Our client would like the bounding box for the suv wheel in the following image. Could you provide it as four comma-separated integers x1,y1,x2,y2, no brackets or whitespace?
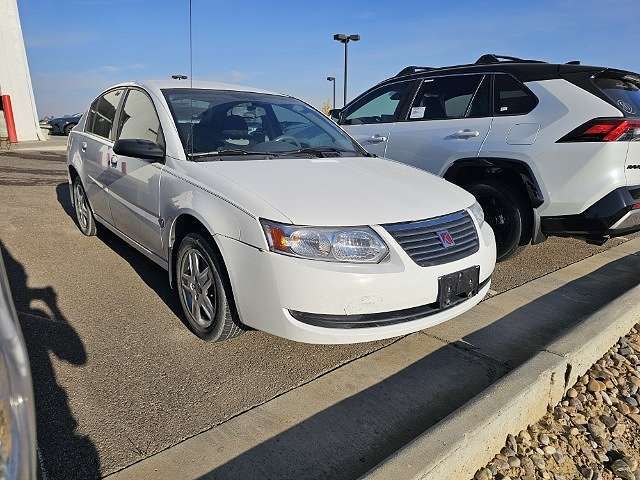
465,180,529,261
72,177,97,236
175,233,244,341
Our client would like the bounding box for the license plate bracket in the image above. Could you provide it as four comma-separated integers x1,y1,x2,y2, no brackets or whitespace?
438,266,480,309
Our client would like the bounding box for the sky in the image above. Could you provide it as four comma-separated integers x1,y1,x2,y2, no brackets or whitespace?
18,0,640,118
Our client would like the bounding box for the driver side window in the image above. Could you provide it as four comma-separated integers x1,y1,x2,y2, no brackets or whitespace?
342,81,414,125
117,89,163,145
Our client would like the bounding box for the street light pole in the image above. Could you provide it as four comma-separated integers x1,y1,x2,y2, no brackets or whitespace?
333,33,360,107
343,41,348,107
326,76,336,109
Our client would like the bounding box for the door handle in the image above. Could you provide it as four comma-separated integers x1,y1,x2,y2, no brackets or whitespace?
109,155,118,167
453,129,480,139
365,134,388,144
81,142,87,152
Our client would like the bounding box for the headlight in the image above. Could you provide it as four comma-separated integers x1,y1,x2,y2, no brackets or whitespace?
469,201,485,226
261,220,389,263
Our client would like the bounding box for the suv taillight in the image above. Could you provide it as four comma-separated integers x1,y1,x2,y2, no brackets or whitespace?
558,118,640,142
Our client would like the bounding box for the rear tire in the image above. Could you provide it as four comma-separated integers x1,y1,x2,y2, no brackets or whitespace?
464,179,530,261
63,123,75,135
72,177,97,236
175,233,244,341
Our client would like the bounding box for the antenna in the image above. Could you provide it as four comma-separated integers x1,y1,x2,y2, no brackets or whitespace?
188,0,194,157
189,0,193,89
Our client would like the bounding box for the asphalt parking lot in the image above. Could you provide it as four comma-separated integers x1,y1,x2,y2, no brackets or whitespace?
0,147,636,479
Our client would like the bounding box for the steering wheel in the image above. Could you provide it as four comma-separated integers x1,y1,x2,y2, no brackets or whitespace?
273,135,301,148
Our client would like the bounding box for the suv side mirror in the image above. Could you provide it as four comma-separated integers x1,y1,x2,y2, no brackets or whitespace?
329,108,342,122
113,139,165,161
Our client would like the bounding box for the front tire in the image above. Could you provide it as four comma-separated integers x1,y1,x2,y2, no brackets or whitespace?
465,180,529,261
175,233,243,341
72,177,97,236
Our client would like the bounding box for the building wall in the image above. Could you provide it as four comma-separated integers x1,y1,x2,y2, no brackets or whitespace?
0,0,43,141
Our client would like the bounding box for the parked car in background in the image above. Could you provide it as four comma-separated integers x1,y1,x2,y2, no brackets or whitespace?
48,113,82,135
334,54,640,260
66,79,495,344
0,255,37,480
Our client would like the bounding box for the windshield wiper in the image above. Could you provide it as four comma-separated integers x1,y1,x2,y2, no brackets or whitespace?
281,146,357,157
187,149,276,159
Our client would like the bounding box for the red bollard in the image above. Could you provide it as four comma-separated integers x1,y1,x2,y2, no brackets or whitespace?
1,95,18,143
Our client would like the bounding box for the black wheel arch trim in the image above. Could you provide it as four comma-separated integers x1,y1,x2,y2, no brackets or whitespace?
443,157,545,208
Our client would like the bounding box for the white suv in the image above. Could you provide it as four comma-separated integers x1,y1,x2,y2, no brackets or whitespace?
336,54,640,260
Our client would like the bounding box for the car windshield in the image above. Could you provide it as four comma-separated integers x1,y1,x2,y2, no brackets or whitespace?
162,88,362,158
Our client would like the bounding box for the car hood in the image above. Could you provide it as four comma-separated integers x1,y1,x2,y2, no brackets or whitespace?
188,156,475,226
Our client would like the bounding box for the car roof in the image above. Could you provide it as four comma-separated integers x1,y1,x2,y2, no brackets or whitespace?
385,61,609,85
107,79,286,98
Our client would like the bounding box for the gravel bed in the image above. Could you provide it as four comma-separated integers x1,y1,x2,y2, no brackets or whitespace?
0,403,8,479
472,323,640,480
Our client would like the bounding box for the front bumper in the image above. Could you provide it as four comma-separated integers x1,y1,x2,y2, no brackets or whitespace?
540,186,640,243
216,221,495,344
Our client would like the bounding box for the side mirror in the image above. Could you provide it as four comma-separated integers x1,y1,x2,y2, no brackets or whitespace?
113,139,165,161
329,108,342,122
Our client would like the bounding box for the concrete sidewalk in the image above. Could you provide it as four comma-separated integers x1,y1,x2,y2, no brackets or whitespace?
106,239,640,480
6,136,67,152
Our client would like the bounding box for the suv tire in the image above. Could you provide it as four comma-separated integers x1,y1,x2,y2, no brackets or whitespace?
465,180,529,261
175,233,244,341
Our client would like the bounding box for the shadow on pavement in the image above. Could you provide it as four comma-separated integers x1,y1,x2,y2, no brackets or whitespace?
0,241,101,480
56,181,183,319
192,253,640,480
55,182,75,220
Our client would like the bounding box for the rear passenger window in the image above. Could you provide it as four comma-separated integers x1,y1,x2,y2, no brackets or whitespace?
117,89,163,145
86,89,123,139
342,81,414,125
409,75,489,121
494,75,537,116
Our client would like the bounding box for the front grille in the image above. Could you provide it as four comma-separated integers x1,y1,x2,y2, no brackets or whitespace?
383,211,479,266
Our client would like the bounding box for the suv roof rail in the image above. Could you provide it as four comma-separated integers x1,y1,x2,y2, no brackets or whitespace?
475,54,546,65
395,65,436,77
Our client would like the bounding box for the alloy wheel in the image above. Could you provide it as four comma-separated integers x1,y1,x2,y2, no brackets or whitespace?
179,248,216,328
74,182,90,231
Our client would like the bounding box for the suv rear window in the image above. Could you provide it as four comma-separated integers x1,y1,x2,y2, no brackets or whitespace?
594,73,640,117
494,74,537,116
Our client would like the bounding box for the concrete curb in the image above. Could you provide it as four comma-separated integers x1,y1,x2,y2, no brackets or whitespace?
361,274,640,480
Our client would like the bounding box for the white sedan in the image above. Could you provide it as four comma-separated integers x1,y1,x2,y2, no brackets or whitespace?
67,79,496,344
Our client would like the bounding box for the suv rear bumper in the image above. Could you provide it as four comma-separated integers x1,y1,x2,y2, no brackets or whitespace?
540,186,640,243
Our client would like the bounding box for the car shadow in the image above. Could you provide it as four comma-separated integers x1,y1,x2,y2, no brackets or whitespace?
189,252,640,480
56,181,183,320
55,182,75,220
0,240,101,479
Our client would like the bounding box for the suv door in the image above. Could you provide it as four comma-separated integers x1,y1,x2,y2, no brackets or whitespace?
339,80,416,156
108,88,165,256
81,88,125,224
383,74,492,174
